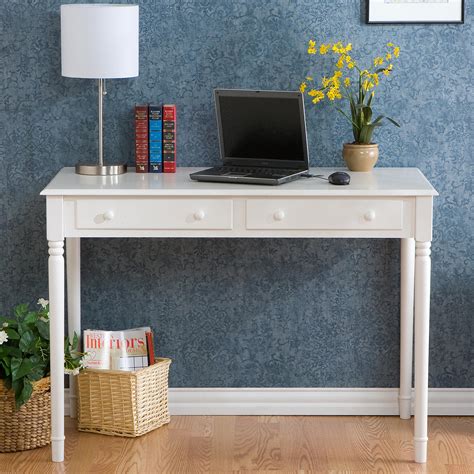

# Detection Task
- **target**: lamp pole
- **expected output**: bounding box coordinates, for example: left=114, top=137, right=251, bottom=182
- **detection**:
left=98, top=78, right=104, bottom=167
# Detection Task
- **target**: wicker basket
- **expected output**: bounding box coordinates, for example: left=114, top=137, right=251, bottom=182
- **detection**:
left=0, top=377, right=51, bottom=452
left=77, top=358, right=171, bottom=437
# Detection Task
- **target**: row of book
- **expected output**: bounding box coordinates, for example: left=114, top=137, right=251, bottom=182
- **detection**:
left=83, top=327, right=156, bottom=371
left=135, top=104, right=177, bottom=173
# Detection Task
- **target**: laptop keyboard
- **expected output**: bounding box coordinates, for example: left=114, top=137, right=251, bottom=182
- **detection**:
left=215, top=166, right=299, bottom=176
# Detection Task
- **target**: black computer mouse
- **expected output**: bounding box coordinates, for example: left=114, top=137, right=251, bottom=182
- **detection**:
left=328, top=171, right=350, bottom=185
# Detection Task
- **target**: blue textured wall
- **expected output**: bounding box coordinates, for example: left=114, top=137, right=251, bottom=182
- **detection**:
left=1, top=1, right=472, bottom=387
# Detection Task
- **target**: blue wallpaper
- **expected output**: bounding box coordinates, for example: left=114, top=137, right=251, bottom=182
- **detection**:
left=1, top=1, right=472, bottom=388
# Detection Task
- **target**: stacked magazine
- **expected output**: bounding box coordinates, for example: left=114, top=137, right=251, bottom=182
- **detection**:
left=83, top=327, right=155, bottom=371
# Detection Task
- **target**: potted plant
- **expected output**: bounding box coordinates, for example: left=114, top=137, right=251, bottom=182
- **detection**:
left=0, top=299, right=83, bottom=452
left=300, top=40, right=400, bottom=171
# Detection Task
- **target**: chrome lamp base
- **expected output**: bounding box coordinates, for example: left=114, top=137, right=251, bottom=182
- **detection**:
left=75, top=164, right=127, bottom=176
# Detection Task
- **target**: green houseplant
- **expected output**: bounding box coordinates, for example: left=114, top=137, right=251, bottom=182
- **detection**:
left=0, top=299, right=84, bottom=452
left=300, top=40, right=400, bottom=171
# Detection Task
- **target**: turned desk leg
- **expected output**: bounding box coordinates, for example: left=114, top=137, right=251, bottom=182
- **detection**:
left=66, top=238, right=81, bottom=418
left=49, top=240, right=65, bottom=463
left=399, top=238, right=415, bottom=419
left=414, top=241, right=431, bottom=463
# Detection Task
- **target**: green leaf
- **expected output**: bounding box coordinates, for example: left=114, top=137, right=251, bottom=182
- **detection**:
left=27, top=359, right=46, bottom=381
left=386, top=116, right=401, bottom=127
left=24, top=312, right=37, bottom=325
left=3, top=346, right=23, bottom=358
left=12, top=379, right=23, bottom=399
left=11, top=357, right=34, bottom=381
left=359, top=124, right=376, bottom=144
left=19, top=330, right=36, bottom=352
left=363, top=107, right=372, bottom=123
left=372, top=115, right=385, bottom=126
left=17, top=379, right=33, bottom=409
left=14, top=304, right=29, bottom=319
left=0, top=358, right=11, bottom=376
left=6, top=328, right=20, bottom=340
left=35, top=320, right=49, bottom=341
left=72, top=332, right=79, bottom=351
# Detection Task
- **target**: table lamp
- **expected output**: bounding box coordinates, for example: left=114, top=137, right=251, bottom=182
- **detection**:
left=61, top=4, right=139, bottom=175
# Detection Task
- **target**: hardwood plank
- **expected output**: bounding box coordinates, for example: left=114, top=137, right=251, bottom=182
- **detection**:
left=279, top=416, right=328, bottom=472
left=208, top=416, right=235, bottom=473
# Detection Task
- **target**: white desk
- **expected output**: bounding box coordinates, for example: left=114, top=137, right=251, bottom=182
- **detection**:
left=41, top=167, right=438, bottom=463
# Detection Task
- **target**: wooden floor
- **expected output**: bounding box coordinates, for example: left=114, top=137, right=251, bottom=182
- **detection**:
left=0, top=416, right=472, bottom=473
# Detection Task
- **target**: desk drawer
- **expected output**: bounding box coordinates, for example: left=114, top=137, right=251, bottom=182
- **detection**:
left=246, top=199, right=403, bottom=230
left=75, top=198, right=233, bottom=230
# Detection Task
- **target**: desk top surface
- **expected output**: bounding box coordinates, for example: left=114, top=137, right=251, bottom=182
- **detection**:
left=41, top=167, right=438, bottom=197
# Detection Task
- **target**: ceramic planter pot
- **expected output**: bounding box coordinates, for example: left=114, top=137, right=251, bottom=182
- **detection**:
left=342, top=143, right=379, bottom=172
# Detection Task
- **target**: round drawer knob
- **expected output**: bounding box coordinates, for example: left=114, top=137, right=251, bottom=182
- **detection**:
left=364, top=210, right=376, bottom=222
left=273, top=210, right=285, bottom=221
left=194, top=210, right=205, bottom=221
left=103, top=210, right=114, bottom=221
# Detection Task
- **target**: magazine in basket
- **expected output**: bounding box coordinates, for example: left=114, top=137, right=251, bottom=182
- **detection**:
left=83, top=327, right=154, bottom=371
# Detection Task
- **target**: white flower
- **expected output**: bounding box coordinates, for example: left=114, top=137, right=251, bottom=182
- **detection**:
left=2, top=322, right=8, bottom=328
left=37, top=298, right=49, bottom=308
left=64, top=367, right=80, bottom=376
left=0, top=330, right=8, bottom=345
left=39, top=316, right=49, bottom=322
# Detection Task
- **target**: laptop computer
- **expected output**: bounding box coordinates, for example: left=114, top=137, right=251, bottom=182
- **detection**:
left=190, top=89, right=309, bottom=185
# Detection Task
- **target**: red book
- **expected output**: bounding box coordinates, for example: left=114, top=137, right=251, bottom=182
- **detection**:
left=162, top=104, right=176, bottom=173
left=135, top=105, right=149, bottom=173
left=145, top=331, right=155, bottom=365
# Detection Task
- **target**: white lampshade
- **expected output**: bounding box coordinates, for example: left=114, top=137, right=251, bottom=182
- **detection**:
left=61, top=4, right=139, bottom=79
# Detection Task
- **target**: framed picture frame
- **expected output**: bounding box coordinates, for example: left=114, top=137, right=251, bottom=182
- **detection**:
left=367, top=0, right=465, bottom=24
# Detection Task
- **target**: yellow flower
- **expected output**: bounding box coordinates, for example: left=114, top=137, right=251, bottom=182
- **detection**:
left=308, top=39, right=317, bottom=54
left=386, top=52, right=392, bottom=60
left=345, top=43, right=352, bottom=52
left=322, top=76, right=330, bottom=87
left=347, top=60, right=355, bottom=69
left=330, top=70, right=342, bottom=86
left=372, top=73, right=379, bottom=86
left=308, top=89, right=325, bottom=104
left=387, top=42, right=394, bottom=47
left=336, top=55, right=345, bottom=69
left=374, top=56, right=384, bottom=67
left=363, top=80, right=374, bottom=91
left=344, top=77, right=351, bottom=87
left=393, top=46, right=400, bottom=58
left=306, top=76, right=313, bottom=81
left=327, top=87, right=342, bottom=100
left=319, top=43, right=331, bottom=55
left=332, top=41, right=344, bottom=54
left=299, top=82, right=307, bottom=93
left=382, top=64, right=393, bottom=76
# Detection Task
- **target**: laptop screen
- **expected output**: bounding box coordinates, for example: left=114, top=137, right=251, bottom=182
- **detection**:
left=215, top=90, right=309, bottom=168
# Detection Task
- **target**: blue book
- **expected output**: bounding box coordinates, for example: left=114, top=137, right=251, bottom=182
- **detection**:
left=149, top=105, right=162, bottom=172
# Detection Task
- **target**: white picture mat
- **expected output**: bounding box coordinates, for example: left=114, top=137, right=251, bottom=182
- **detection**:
left=369, top=0, right=463, bottom=22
